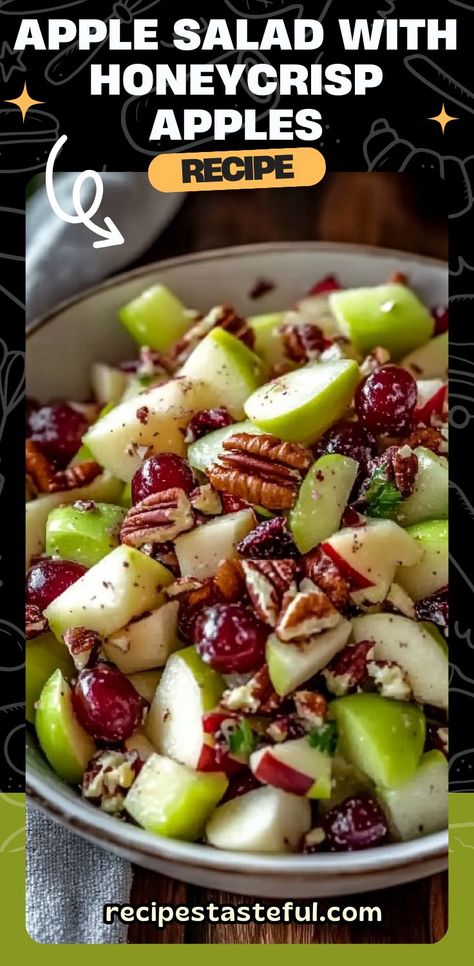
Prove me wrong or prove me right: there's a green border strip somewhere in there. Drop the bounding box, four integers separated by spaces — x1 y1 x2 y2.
2 793 473 954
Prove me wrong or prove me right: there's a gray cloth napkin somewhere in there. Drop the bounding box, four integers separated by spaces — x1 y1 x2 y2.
26 173 183 943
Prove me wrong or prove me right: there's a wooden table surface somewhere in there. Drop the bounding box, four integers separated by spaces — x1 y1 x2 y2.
128 174 448 944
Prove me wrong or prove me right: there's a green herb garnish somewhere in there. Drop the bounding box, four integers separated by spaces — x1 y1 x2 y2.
364 468 402 519
228 718 257 756
307 721 338 756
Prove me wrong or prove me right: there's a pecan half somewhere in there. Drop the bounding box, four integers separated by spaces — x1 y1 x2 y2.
82 749 142 814
208 433 312 510
214 558 245 602
303 547 351 612
64 626 101 671
241 558 298 626
189 484 222 516
26 603 48 639
276 578 342 642
120 487 194 546
279 323 325 363
26 439 54 492
48 460 102 493
402 426 446 456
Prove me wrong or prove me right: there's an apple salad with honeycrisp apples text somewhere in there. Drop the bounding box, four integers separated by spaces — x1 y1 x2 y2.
26 272 449 853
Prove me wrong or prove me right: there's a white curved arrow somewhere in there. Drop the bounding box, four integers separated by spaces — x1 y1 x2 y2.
45 135 124 249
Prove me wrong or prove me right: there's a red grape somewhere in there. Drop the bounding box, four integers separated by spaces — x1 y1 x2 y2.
355 365 417 435
307 274 341 295
28 403 90 466
72 664 143 742
26 558 87 611
194 603 268 674
131 453 196 504
323 795 388 851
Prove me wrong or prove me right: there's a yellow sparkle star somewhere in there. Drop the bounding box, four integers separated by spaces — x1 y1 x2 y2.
429 103 458 134
5 81 44 121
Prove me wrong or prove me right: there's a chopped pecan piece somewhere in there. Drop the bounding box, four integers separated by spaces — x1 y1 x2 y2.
120 487 194 546
267 715 308 742
189 484 222 516
391 445 418 497
48 460 102 493
208 433 312 510
171 305 254 366
359 346 391 377
214 558 245 602
166 576 205 598
387 269 408 285
402 426 446 456
241 558 298 626
322 640 374 696
276 578 342 642
64 626 101 671
142 541 180 575
26 439 54 492
221 664 282 715
279 323 325 363
293 690 328 727
367 660 412 701
82 749 142 814
26 603 48 639
303 547 351 612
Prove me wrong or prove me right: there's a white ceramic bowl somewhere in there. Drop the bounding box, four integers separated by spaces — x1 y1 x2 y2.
27 242 448 897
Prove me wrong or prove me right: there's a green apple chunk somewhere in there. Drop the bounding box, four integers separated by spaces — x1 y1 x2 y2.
180 327 264 419
396 448 448 527
146 646 225 767
289 454 359 553
267 620 351 697
119 284 190 351
321 517 421 605
91 362 129 405
104 601 179 673
206 785 311 853
329 284 434 359
248 312 286 369
402 332 448 379
45 545 173 641
84 377 210 481
126 670 162 704
175 508 255 579
250 737 332 799
352 613 448 709
124 753 228 840
318 757 373 816
331 694 426 788
26 632 74 724
26 472 123 568
45 502 126 568
377 751 448 841
396 519 448 600
244 359 360 445
35 669 95 783
188 420 263 473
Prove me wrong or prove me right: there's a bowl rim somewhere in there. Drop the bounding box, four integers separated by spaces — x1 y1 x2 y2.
27 239 447 336
26 239 449 877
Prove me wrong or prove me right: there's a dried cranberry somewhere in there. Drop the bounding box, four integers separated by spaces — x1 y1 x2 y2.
222 772 262 803
28 403 90 466
307 274 341 295
26 558 87 611
415 589 448 636
237 516 299 560
72 664 144 742
194 603 269 674
185 408 234 443
324 640 373 693
355 365 417 435
431 306 448 336
314 420 376 475
131 453 196 503
323 795 388 851
221 493 251 514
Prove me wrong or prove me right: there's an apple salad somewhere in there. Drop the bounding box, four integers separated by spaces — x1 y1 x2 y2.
26 273 448 854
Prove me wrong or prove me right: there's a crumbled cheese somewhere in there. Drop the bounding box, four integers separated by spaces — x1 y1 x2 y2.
367 661 412 701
